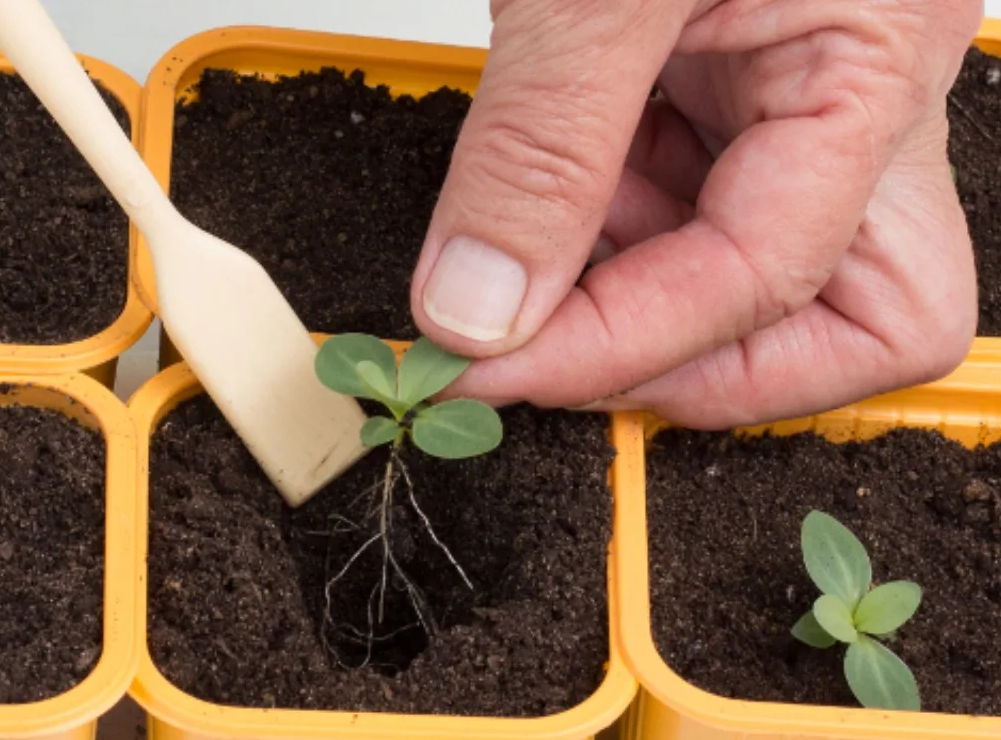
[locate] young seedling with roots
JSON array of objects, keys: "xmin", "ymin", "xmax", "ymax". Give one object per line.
[
  {"xmin": 792, "ymin": 510, "xmax": 923, "ymax": 712},
  {"xmin": 313, "ymin": 333, "xmax": 502, "ymax": 668}
]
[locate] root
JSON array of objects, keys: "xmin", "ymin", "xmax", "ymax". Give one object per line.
[{"xmin": 320, "ymin": 444, "xmax": 472, "ymax": 670}]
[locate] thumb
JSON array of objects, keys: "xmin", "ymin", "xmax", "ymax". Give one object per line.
[{"xmin": 410, "ymin": 0, "xmax": 694, "ymax": 356}]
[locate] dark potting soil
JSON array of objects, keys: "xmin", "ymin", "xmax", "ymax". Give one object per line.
[
  {"xmin": 647, "ymin": 426, "xmax": 1001, "ymax": 716},
  {"xmin": 147, "ymin": 394, "xmax": 613, "ymax": 716},
  {"xmin": 0, "ymin": 72, "xmax": 130, "ymax": 344},
  {"xmin": 169, "ymin": 67, "xmax": 470, "ymax": 340},
  {"xmin": 0, "ymin": 403, "xmax": 105, "ymax": 703},
  {"xmin": 949, "ymin": 46, "xmax": 1001, "ymax": 335}
]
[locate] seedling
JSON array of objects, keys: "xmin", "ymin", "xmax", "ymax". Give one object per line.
[
  {"xmin": 792, "ymin": 510, "xmax": 922, "ymax": 712},
  {"xmin": 312, "ymin": 333, "xmax": 502, "ymax": 668},
  {"xmin": 315, "ymin": 332, "xmax": 502, "ymax": 459}
]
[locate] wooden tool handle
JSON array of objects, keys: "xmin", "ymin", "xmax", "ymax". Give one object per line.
[{"xmin": 0, "ymin": 0, "xmax": 172, "ymax": 233}]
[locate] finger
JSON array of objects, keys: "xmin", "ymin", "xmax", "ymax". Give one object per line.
[
  {"xmin": 440, "ymin": 98, "xmax": 881, "ymax": 408},
  {"xmin": 579, "ymin": 300, "xmax": 965, "ymax": 429},
  {"xmin": 625, "ymin": 96, "xmax": 715, "ymax": 202},
  {"xmin": 586, "ymin": 101, "xmax": 979, "ymax": 425},
  {"xmin": 590, "ymin": 167, "xmax": 694, "ymax": 264},
  {"xmin": 409, "ymin": 0, "xmax": 699, "ymax": 356}
]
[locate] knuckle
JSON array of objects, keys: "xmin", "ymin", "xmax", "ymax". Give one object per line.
[
  {"xmin": 463, "ymin": 101, "xmax": 616, "ymax": 216},
  {"xmin": 902, "ymin": 309, "xmax": 977, "ymax": 386}
]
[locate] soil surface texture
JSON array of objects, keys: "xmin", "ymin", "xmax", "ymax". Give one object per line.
[
  {"xmin": 147, "ymin": 394, "xmax": 613, "ymax": 716},
  {"xmin": 647, "ymin": 426, "xmax": 1001, "ymax": 716},
  {"xmin": 0, "ymin": 72, "xmax": 130, "ymax": 344},
  {"xmin": 169, "ymin": 67, "xmax": 470, "ymax": 340},
  {"xmin": 0, "ymin": 402, "xmax": 106, "ymax": 703},
  {"xmin": 949, "ymin": 46, "xmax": 1001, "ymax": 335}
]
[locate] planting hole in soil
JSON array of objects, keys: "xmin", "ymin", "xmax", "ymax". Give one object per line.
[
  {"xmin": 147, "ymin": 393, "xmax": 613, "ymax": 716},
  {"xmin": 0, "ymin": 71, "xmax": 130, "ymax": 344},
  {"xmin": 645, "ymin": 425, "xmax": 1001, "ymax": 717},
  {"xmin": 0, "ymin": 397, "xmax": 105, "ymax": 703},
  {"xmin": 169, "ymin": 67, "xmax": 470, "ymax": 339},
  {"xmin": 949, "ymin": 46, "xmax": 1001, "ymax": 335}
]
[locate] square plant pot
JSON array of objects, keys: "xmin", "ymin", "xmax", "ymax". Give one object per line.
[
  {"xmin": 0, "ymin": 53, "xmax": 154, "ymax": 387},
  {"xmin": 616, "ymin": 349, "xmax": 1001, "ymax": 740},
  {"xmin": 127, "ymin": 334, "xmax": 638, "ymax": 740},
  {"xmin": 136, "ymin": 26, "xmax": 485, "ymax": 369},
  {"xmin": 0, "ymin": 373, "xmax": 140, "ymax": 738},
  {"xmin": 613, "ymin": 21, "xmax": 1001, "ymax": 740}
]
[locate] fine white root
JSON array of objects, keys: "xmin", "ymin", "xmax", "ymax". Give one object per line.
[
  {"xmin": 320, "ymin": 444, "xmax": 472, "ymax": 669},
  {"xmin": 398, "ymin": 457, "xmax": 472, "ymax": 591}
]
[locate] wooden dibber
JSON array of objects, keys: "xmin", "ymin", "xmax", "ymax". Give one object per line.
[{"xmin": 0, "ymin": 0, "xmax": 369, "ymax": 507}]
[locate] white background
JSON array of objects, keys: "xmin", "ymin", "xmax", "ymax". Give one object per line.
[
  {"xmin": 43, "ymin": 0, "xmax": 1001, "ymax": 84},
  {"xmin": 35, "ymin": 0, "xmax": 1001, "ymax": 400}
]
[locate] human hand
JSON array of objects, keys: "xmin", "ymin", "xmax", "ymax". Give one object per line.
[{"xmin": 408, "ymin": 0, "xmax": 983, "ymax": 428}]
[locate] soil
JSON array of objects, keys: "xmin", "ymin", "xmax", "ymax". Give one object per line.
[
  {"xmin": 146, "ymin": 394, "xmax": 613, "ymax": 716},
  {"xmin": 0, "ymin": 400, "xmax": 106, "ymax": 703},
  {"xmin": 169, "ymin": 67, "xmax": 471, "ymax": 340},
  {"xmin": 0, "ymin": 72, "xmax": 130, "ymax": 344},
  {"xmin": 948, "ymin": 46, "xmax": 1001, "ymax": 335},
  {"xmin": 646, "ymin": 426, "xmax": 1001, "ymax": 716}
]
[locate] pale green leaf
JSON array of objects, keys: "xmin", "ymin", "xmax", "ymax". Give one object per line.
[
  {"xmin": 412, "ymin": 399, "xmax": 503, "ymax": 459},
  {"xmin": 357, "ymin": 360, "xmax": 397, "ymax": 403},
  {"xmin": 812, "ymin": 594, "xmax": 858, "ymax": 643},
  {"xmin": 802, "ymin": 510, "xmax": 872, "ymax": 608},
  {"xmin": 315, "ymin": 333, "xmax": 398, "ymax": 402},
  {"xmin": 791, "ymin": 611, "xmax": 837, "ymax": 648},
  {"xmin": 397, "ymin": 337, "xmax": 470, "ymax": 407},
  {"xmin": 855, "ymin": 581, "xmax": 921, "ymax": 636},
  {"xmin": 844, "ymin": 636, "xmax": 920, "ymax": 711},
  {"xmin": 361, "ymin": 417, "xmax": 401, "ymax": 447}
]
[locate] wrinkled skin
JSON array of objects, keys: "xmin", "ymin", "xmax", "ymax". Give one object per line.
[{"xmin": 409, "ymin": 0, "xmax": 984, "ymax": 427}]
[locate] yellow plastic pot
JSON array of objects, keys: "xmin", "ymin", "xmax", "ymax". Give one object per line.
[
  {"xmin": 616, "ymin": 349, "xmax": 1001, "ymax": 740},
  {"xmin": 0, "ymin": 373, "xmax": 140, "ymax": 738},
  {"xmin": 0, "ymin": 54, "xmax": 154, "ymax": 388},
  {"xmin": 613, "ymin": 21, "xmax": 1001, "ymax": 740},
  {"xmin": 128, "ymin": 333, "xmax": 638, "ymax": 740},
  {"xmin": 137, "ymin": 26, "xmax": 486, "ymax": 369}
]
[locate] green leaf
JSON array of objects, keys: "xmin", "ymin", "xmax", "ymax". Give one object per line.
[
  {"xmin": 844, "ymin": 635, "xmax": 920, "ymax": 711},
  {"xmin": 855, "ymin": 581, "xmax": 921, "ymax": 636},
  {"xmin": 412, "ymin": 399, "xmax": 503, "ymax": 459},
  {"xmin": 801, "ymin": 510, "xmax": 872, "ymax": 608},
  {"xmin": 360, "ymin": 416, "xmax": 402, "ymax": 447},
  {"xmin": 791, "ymin": 611, "xmax": 837, "ymax": 648},
  {"xmin": 397, "ymin": 337, "xmax": 470, "ymax": 407},
  {"xmin": 357, "ymin": 360, "xmax": 397, "ymax": 403},
  {"xmin": 812, "ymin": 594, "xmax": 858, "ymax": 643},
  {"xmin": 315, "ymin": 333, "xmax": 398, "ymax": 402}
]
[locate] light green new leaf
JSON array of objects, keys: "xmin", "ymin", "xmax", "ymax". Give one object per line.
[
  {"xmin": 397, "ymin": 337, "xmax": 470, "ymax": 407},
  {"xmin": 812, "ymin": 594, "xmax": 858, "ymax": 644},
  {"xmin": 791, "ymin": 611, "xmax": 837, "ymax": 648},
  {"xmin": 361, "ymin": 416, "xmax": 402, "ymax": 447},
  {"xmin": 412, "ymin": 399, "xmax": 503, "ymax": 459},
  {"xmin": 315, "ymin": 333, "xmax": 398, "ymax": 401},
  {"xmin": 855, "ymin": 581, "xmax": 921, "ymax": 636},
  {"xmin": 844, "ymin": 635, "xmax": 920, "ymax": 711},
  {"xmin": 802, "ymin": 510, "xmax": 872, "ymax": 608},
  {"xmin": 357, "ymin": 360, "xmax": 397, "ymax": 404}
]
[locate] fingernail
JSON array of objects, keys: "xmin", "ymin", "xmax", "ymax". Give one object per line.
[{"xmin": 423, "ymin": 236, "xmax": 527, "ymax": 342}]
